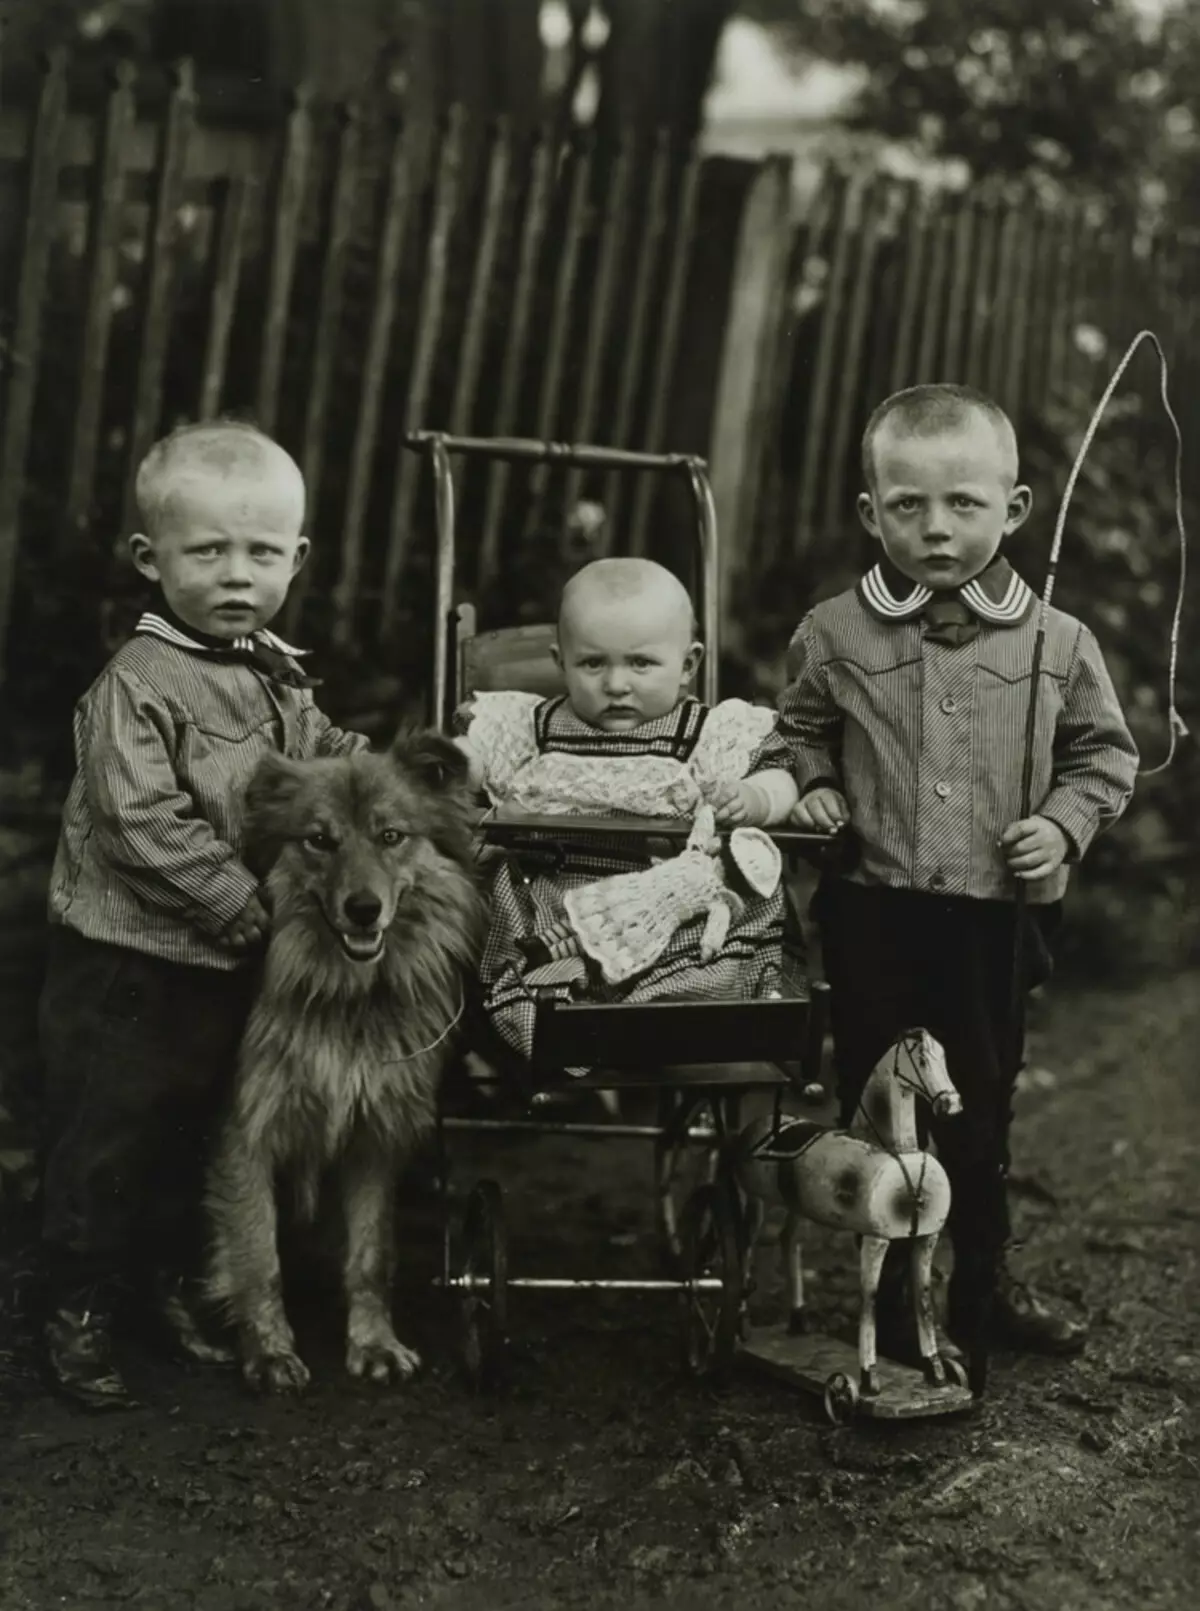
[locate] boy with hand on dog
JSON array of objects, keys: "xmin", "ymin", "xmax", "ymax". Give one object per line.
[
  {"xmin": 40, "ymin": 419, "xmax": 368, "ymax": 1410},
  {"xmin": 454, "ymin": 556, "xmax": 800, "ymax": 1075},
  {"xmin": 777, "ymin": 384, "xmax": 1138, "ymax": 1366}
]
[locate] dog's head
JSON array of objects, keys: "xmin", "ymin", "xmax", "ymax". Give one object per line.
[{"xmin": 243, "ymin": 730, "xmax": 477, "ymax": 966}]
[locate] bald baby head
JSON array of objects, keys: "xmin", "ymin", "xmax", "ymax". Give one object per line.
[{"xmin": 553, "ymin": 558, "xmax": 702, "ymax": 731}]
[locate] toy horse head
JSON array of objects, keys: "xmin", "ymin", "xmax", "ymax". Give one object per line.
[{"xmin": 890, "ymin": 1028, "xmax": 962, "ymax": 1121}]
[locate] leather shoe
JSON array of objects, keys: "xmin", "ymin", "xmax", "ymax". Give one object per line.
[
  {"xmin": 45, "ymin": 1305, "xmax": 139, "ymax": 1412},
  {"xmin": 991, "ymin": 1268, "xmax": 1088, "ymax": 1355},
  {"xmin": 948, "ymin": 1260, "xmax": 1088, "ymax": 1357}
]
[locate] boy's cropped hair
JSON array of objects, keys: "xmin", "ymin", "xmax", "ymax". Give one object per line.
[
  {"xmin": 861, "ymin": 383, "xmax": 1019, "ymax": 486},
  {"xmin": 135, "ymin": 418, "xmax": 303, "ymax": 536}
]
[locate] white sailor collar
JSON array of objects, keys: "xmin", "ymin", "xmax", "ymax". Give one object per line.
[
  {"xmin": 857, "ymin": 556, "xmax": 1035, "ymax": 627},
  {"xmin": 133, "ymin": 610, "xmax": 310, "ymax": 658}
]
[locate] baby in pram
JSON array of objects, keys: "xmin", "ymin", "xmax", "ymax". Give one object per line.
[{"xmin": 454, "ymin": 557, "xmax": 799, "ymax": 1077}]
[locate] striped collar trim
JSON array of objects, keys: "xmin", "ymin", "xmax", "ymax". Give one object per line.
[
  {"xmin": 858, "ymin": 560, "xmax": 1034, "ymax": 628},
  {"xmin": 134, "ymin": 612, "xmax": 310, "ymax": 657}
]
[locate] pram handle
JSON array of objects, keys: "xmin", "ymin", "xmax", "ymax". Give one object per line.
[{"xmin": 402, "ymin": 431, "xmax": 719, "ymax": 727}]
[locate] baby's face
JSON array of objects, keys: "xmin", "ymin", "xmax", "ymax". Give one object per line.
[
  {"xmin": 554, "ymin": 595, "xmax": 701, "ymax": 731},
  {"xmin": 858, "ymin": 418, "xmax": 1031, "ymax": 590},
  {"xmin": 131, "ymin": 470, "xmax": 308, "ymax": 639}
]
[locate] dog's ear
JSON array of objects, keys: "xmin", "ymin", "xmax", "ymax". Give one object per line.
[
  {"xmin": 390, "ymin": 728, "xmax": 471, "ymax": 794},
  {"xmin": 241, "ymin": 752, "xmax": 309, "ymax": 872}
]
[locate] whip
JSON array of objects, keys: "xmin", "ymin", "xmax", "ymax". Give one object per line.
[{"xmin": 969, "ymin": 329, "xmax": 1190, "ymax": 1398}]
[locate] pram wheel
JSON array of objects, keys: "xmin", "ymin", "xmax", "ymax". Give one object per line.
[
  {"xmin": 458, "ymin": 1180, "xmax": 509, "ymax": 1392},
  {"xmin": 679, "ymin": 1182, "xmax": 743, "ymax": 1379}
]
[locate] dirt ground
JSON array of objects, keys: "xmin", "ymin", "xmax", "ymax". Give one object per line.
[{"xmin": 1, "ymin": 970, "xmax": 1198, "ymax": 1611}]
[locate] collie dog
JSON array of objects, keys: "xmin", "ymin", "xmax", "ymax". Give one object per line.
[{"xmin": 206, "ymin": 732, "xmax": 483, "ymax": 1393}]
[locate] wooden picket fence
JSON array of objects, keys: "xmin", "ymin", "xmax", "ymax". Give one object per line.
[
  {"xmin": 1, "ymin": 52, "xmax": 1196, "ymax": 701},
  {"xmin": 729, "ymin": 168, "xmax": 1200, "ymax": 598},
  {"xmin": 0, "ymin": 55, "xmax": 735, "ymax": 694}
]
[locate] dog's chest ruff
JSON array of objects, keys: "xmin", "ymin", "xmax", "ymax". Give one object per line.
[{"xmin": 236, "ymin": 989, "xmax": 447, "ymax": 1161}]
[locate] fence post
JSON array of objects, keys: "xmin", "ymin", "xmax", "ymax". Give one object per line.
[
  {"xmin": 0, "ymin": 50, "xmax": 68, "ymax": 682},
  {"xmin": 706, "ymin": 153, "xmax": 793, "ymax": 652}
]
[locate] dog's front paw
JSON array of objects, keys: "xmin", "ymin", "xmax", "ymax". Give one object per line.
[
  {"xmin": 346, "ymin": 1334, "xmax": 421, "ymax": 1386},
  {"xmin": 243, "ymin": 1347, "xmax": 311, "ymax": 1395}
]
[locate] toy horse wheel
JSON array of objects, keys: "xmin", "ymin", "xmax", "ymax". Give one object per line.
[
  {"xmin": 459, "ymin": 1179, "xmax": 509, "ymax": 1392},
  {"xmin": 823, "ymin": 1371, "xmax": 859, "ymax": 1425},
  {"xmin": 679, "ymin": 1183, "xmax": 743, "ymax": 1378}
]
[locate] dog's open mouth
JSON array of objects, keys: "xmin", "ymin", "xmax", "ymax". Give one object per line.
[{"xmin": 338, "ymin": 929, "xmax": 385, "ymax": 963}]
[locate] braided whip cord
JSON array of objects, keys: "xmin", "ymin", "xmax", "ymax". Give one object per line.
[{"xmin": 968, "ymin": 330, "xmax": 1190, "ymax": 1397}]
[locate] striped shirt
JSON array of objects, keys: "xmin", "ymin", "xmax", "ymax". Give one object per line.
[
  {"xmin": 48, "ymin": 613, "xmax": 369, "ymax": 969},
  {"xmin": 777, "ymin": 561, "xmax": 1139, "ymax": 904}
]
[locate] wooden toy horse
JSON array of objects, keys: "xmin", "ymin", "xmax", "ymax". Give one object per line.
[{"xmin": 732, "ymin": 1028, "xmax": 963, "ymax": 1397}]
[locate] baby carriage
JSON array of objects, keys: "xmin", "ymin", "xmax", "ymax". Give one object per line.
[{"xmin": 404, "ymin": 432, "xmax": 839, "ymax": 1389}]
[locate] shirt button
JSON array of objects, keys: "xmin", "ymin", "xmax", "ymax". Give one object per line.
[
  {"xmin": 930, "ymin": 871, "xmax": 946, "ymax": 890},
  {"xmin": 940, "ymin": 695, "xmax": 957, "ymax": 714},
  {"xmin": 934, "ymin": 781, "xmax": 951, "ymax": 799}
]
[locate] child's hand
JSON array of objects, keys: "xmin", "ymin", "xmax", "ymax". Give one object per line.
[
  {"xmin": 219, "ymin": 891, "xmax": 271, "ymax": 952},
  {"xmin": 790, "ymin": 787, "xmax": 849, "ymax": 835},
  {"xmin": 711, "ymin": 779, "xmax": 767, "ymax": 827},
  {"xmin": 1000, "ymin": 816, "xmax": 1069, "ymax": 881}
]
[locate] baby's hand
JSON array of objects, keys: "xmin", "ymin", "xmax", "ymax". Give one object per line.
[
  {"xmin": 790, "ymin": 787, "xmax": 849, "ymax": 835},
  {"xmin": 1000, "ymin": 816, "xmax": 1069, "ymax": 881},
  {"xmin": 219, "ymin": 890, "xmax": 271, "ymax": 952},
  {"xmin": 711, "ymin": 779, "xmax": 769, "ymax": 827}
]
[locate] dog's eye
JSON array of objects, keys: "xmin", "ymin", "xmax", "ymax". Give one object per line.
[
  {"xmin": 379, "ymin": 828, "xmax": 405, "ymax": 847},
  {"xmin": 305, "ymin": 831, "xmax": 338, "ymax": 853}
]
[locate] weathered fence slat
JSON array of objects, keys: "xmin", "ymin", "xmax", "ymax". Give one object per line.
[
  {"xmin": 629, "ymin": 145, "xmax": 702, "ymax": 557},
  {"xmin": 66, "ymin": 61, "xmax": 135, "ymax": 543},
  {"xmin": 794, "ymin": 168, "xmax": 864, "ymax": 552},
  {"xmin": 197, "ymin": 168, "xmax": 251, "ymax": 420},
  {"xmin": 254, "ymin": 86, "xmax": 313, "ymax": 436},
  {"xmin": 705, "ymin": 152, "xmax": 794, "ymax": 604},
  {"xmin": 986, "ymin": 190, "xmax": 1021, "ymax": 407},
  {"xmin": 999, "ymin": 194, "xmax": 1037, "ymax": 420},
  {"xmin": 448, "ymin": 117, "xmax": 512, "ymax": 438},
  {"xmin": 603, "ymin": 129, "xmax": 674, "ymax": 538},
  {"xmin": 563, "ymin": 139, "xmax": 634, "ymax": 519},
  {"xmin": 477, "ymin": 127, "xmax": 555, "ymax": 591},
  {"xmin": 758, "ymin": 171, "xmax": 834, "ymax": 568},
  {"xmin": 301, "ymin": 102, "xmax": 363, "ymax": 503},
  {"xmin": 1045, "ymin": 201, "xmax": 1081, "ymax": 402},
  {"xmin": 379, "ymin": 105, "xmax": 466, "ymax": 642},
  {"xmin": 525, "ymin": 135, "xmax": 595, "ymax": 529},
  {"xmin": 1021, "ymin": 203, "xmax": 1057, "ymax": 412},
  {"xmin": 942, "ymin": 192, "xmax": 976, "ymax": 381},
  {"xmin": 965, "ymin": 188, "xmax": 1000, "ymax": 388},
  {"xmin": 889, "ymin": 180, "xmax": 930, "ymax": 393},
  {"xmin": 0, "ymin": 51, "xmax": 69, "ymax": 668},
  {"xmin": 280, "ymin": 101, "xmax": 362, "ymax": 639},
  {"xmin": 120, "ymin": 60, "xmax": 195, "ymax": 536},
  {"xmin": 820, "ymin": 173, "xmax": 889, "ymax": 541},
  {"xmin": 332, "ymin": 120, "xmax": 415, "ymax": 646},
  {"xmin": 914, "ymin": 203, "xmax": 952, "ymax": 383}
]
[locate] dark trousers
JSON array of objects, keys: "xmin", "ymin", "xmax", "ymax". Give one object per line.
[
  {"xmin": 814, "ymin": 879, "xmax": 1061, "ymax": 1263},
  {"xmin": 39, "ymin": 926, "xmax": 257, "ymax": 1306}
]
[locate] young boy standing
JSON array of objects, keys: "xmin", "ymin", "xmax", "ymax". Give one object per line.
[
  {"xmin": 779, "ymin": 384, "xmax": 1138, "ymax": 1362},
  {"xmin": 40, "ymin": 420, "xmax": 367, "ymax": 1409}
]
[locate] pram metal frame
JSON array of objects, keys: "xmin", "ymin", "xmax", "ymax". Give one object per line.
[
  {"xmin": 402, "ymin": 430, "xmax": 838, "ymax": 1391},
  {"xmin": 410, "ymin": 430, "xmax": 721, "ymax": 727}
]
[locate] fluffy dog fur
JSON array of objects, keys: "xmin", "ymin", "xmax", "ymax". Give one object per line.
[{"xmin": 205, "ymin": 731, "xmax": 483, "ymax": 1393}]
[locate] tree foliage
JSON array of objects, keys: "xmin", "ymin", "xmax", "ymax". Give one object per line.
[{"xmin": 743, "ymin": 0, "xmax": 1199, "ymax": 219}]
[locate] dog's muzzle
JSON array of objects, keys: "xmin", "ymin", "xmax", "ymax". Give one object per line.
[{"xmin": 321, "ymin": 902, "xmax": 387, "ymax": 964}]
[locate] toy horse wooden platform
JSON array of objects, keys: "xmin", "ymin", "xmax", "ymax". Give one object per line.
[{"xmin": 732, "ymin": 1028, "xmax": 973, "ymax": 1423}]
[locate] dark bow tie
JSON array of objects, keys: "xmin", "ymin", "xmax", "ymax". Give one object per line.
[
  {"xmin": 216, "ymin": 636, "xmax": 322, "ymax": 691},
  {"xmin": 922, "ymin": 595, "xmax": 980, "ymax": 648}
]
